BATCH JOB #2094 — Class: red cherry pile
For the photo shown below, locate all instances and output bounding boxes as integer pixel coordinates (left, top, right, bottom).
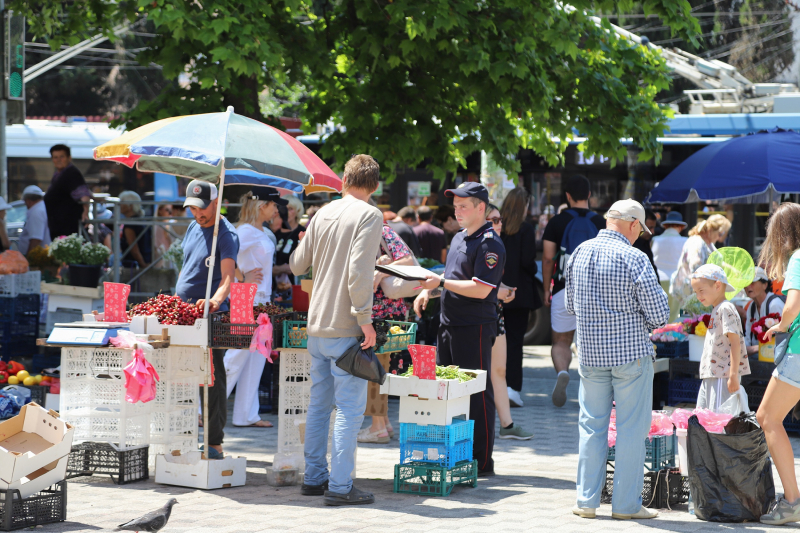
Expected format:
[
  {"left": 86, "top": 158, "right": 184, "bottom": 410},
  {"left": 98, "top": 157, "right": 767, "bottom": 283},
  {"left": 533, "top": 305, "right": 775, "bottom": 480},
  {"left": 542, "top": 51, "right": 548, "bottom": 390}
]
[{"left": 128, "top": 294, "right": 203, "bottom": 326}]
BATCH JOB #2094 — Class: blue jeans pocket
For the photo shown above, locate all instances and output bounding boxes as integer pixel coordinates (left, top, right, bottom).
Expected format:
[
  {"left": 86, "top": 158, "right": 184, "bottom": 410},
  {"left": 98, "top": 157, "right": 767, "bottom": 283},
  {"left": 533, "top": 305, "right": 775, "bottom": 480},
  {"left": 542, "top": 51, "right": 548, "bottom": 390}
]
[
  {"left": 612, "top": 358, "right": 644, "bottom": 380},
  {"left": 778, "top": 353, "right": 800, "bottom": 384}
]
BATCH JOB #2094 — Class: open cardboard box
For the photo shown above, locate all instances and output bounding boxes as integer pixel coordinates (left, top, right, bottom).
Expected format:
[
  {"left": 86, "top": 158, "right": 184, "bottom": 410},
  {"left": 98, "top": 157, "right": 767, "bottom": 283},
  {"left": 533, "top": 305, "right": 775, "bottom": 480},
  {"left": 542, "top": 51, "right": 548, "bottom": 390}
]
[
  {"left": 0, "top": 403, "right": 74, "bottom": 497},
  {"left": 154, "top": 450, "right": 246, "bottom": 489},
  {"left": 380, "top": 369, "right": 487, "bottom": 400},
  {"left": 398, "top": 395, "right": 470, "bottom": 426}
]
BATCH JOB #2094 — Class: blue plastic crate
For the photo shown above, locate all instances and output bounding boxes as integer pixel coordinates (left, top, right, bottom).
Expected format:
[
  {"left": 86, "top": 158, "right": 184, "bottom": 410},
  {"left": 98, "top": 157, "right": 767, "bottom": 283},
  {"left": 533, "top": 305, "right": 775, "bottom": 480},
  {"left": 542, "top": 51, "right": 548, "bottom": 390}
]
[
  {"left": 653, "top": 341, "right": 689, "bottom": 358},
  {"left": 0, "top": 294, "right": 39, "bottom": 321},
  {"left": 668, "top": 377, "right": 701, "bottom": 405},
  {"left": 607, "top": 434, "right": 676, "bottom": 472},
  {"left": 2, "top": 315, "right": 38, "bottom": 338},
  {"left": 399, "top": 420, "right": 474, "bottom": 447},
  {"left": 400, "top": 439, "right": 473, "bottom": 469}
]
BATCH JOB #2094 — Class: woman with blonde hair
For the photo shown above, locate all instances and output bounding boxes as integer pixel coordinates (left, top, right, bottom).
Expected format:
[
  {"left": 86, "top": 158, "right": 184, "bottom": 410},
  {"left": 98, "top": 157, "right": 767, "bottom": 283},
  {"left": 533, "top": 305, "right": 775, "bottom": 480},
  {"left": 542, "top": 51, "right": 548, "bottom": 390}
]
[
  {"left": 757, "top": 203, "right": 800, "bottom": 525},
  {"left": 222, "top": 186, "right": 287, "bottom": 428},
  {"left": 669, "top": 214, "right": 732, "bottom": 305}
]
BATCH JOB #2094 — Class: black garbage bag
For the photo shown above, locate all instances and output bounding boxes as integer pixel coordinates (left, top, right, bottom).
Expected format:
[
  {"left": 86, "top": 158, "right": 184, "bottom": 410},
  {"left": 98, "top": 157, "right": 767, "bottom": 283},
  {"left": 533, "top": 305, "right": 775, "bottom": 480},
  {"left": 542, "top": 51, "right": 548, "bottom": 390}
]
[{"left": 687, "top": 413, "right": 775, "bottom": 522}]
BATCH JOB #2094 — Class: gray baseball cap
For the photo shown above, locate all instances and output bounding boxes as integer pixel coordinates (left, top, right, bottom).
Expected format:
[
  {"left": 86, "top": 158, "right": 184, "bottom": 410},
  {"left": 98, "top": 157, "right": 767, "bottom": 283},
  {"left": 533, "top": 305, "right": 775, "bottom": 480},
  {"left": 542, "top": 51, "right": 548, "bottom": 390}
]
[{"left": 184, "top": 180, "right": 218, "bottom": 209}]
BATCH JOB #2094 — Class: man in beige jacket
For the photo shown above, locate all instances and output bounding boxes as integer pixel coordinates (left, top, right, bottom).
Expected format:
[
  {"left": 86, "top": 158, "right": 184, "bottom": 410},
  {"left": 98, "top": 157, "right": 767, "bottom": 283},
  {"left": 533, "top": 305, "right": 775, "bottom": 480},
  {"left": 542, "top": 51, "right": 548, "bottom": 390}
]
[{"left": 290, "top": 154, "right": 383, "bottom": 506}]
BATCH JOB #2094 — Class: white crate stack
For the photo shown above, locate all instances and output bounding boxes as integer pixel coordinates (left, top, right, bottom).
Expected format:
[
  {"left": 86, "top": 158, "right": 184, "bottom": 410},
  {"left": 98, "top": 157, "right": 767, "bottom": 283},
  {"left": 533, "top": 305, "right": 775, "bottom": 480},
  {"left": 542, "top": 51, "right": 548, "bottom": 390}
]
[
  {"left": 0, "top": 270, "right": 41, "bottom": 297},
  {"left": 60, "top": 345, "right": 205, "bottom": 466}
]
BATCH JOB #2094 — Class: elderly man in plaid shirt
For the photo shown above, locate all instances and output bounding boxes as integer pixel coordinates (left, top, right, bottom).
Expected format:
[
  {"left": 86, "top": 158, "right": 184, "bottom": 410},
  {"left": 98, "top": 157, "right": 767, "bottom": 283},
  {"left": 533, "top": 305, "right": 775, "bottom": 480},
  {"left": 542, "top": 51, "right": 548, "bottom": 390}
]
[{"left": 566, "top": 199, "right": 669, "bottom": 521}]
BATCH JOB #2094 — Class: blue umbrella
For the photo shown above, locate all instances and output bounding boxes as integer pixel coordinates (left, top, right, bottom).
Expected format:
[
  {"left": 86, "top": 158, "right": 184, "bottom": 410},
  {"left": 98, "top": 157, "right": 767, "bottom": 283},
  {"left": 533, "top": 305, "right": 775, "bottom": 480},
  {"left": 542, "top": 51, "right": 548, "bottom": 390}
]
[{"left": 646, "top": 129, "right": 800, "bottom": 204}]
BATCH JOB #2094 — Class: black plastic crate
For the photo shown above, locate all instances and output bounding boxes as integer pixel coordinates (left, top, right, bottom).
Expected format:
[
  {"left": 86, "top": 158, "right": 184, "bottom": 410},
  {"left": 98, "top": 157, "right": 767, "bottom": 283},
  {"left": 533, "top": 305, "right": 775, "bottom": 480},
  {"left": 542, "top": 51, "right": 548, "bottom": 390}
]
[
  {"left": 18, "top": 386, "right": 46, "bottom": 407},
  {"left": 66, "top": 442, "right": 149, "bottom": 484},
  {"left": 209, "top": 311, "right": 306, "bottom": 349},
  {"left": 258, "top": 362, "right": 274, "bottom": 414},
  {"left": 745, "top": 382, "right": 767, "bottom": 412},
  {"left": 668, "top": 377, "right": 701, "bottom": 406},
  {"left": 653, "top": 341, "right": 689, "bottom": 359},
  {"left": 30, "top": 353, "right": 61, "bottom": 375},
  {"left": 0, "top": 481, "right": 66, "bottom": 531},
  {"left": 0, "top": 295, "right": 40, "bottom": 322},
  {"left": 0, "top": 336, "right": 36, "bottom": 361},
  {"left": 668, "top": 359, "right": 700, "bottom": 380},
  {"left": 601, "top": 469, "right": 688, "bottom": 508}
]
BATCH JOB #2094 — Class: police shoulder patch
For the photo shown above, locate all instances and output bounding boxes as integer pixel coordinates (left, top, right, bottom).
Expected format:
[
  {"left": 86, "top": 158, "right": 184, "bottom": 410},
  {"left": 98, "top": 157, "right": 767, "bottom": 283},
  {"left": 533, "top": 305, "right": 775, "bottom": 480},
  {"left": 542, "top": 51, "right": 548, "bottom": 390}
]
[
  {"left": 483, "top": 231, "right": 493, "bottom": 239},
  {"left": 485, "top": 252, "right": 499, "bottom": 269}
]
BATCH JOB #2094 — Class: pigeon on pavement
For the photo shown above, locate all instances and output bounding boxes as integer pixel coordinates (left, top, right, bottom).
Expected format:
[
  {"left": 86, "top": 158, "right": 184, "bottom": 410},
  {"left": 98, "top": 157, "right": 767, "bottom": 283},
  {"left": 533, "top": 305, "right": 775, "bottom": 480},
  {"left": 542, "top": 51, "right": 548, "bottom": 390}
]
[{"left": 114, "top": 498, "right": 178, "bottom": 533}]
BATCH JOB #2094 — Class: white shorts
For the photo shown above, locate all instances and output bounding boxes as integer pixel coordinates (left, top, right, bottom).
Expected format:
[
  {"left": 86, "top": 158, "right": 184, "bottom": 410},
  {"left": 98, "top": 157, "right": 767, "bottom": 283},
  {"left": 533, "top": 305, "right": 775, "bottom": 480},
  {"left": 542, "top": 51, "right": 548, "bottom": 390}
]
[{"left": 551, "top": 290, "right": 577, "bottom": 333}]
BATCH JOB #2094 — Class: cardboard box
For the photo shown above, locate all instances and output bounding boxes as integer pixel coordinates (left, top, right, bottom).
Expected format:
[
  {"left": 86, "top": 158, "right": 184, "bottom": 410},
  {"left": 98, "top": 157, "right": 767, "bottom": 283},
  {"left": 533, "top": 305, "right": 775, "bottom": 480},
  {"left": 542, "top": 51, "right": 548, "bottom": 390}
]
[
  {"left": 398, "top": 395, "right": 470, "bottom": 426},
  {"left": 379, "top": 370, "right": 487, "bottom": 400},
  {"left": 300, "top": 279, "right": 313, "bottom": 298},
  {"left": 0, "top": 404, "right": 74, "bottom": 497},
  {"left": 128, "top": 316, "right": 209, "bottom": 347},
  {"left": 154, "top": 450, "right": 246, "bottom": 489}
]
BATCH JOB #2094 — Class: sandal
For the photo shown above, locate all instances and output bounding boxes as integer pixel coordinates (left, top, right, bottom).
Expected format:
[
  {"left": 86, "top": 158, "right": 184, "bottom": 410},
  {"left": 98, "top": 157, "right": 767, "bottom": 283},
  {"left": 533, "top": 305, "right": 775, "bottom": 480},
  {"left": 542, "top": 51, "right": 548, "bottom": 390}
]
[
  {"left": 233, "top": 420, "right": 273, "bottom": 428},
  {"left": 357, "top": 430, "right": 390, "bottom": 444}
]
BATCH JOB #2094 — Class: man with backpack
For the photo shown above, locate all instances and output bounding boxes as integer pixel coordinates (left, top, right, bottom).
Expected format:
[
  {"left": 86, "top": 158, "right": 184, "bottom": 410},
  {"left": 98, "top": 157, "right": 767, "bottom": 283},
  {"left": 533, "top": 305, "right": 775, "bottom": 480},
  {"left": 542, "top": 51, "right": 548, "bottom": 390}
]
[{"left": 541, "top": 175, "right": 605, "bottom": 407}]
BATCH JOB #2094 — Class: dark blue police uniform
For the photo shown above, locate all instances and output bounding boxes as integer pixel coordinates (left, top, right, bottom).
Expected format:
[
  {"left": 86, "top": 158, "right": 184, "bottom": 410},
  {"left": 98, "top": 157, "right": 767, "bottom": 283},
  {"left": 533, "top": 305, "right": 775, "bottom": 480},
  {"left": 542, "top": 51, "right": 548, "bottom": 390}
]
[{"left": 438, "top": 221, "right": 506, "bottom": 473}]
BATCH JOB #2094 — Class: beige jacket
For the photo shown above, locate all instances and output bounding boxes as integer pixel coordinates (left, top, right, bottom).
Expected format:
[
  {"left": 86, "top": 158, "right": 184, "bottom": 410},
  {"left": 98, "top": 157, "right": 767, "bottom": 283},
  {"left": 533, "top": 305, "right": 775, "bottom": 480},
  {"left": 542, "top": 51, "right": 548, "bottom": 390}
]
[{"left": 290, "top": 195, "right": 383, "bottom": 337}]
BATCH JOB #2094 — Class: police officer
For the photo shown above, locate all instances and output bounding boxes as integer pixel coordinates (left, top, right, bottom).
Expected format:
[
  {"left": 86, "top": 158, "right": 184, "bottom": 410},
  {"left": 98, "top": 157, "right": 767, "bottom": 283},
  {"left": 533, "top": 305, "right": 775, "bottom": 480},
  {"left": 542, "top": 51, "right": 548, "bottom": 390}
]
[{"left": 414, "top": 182, "right": 506, "bottom": 475}]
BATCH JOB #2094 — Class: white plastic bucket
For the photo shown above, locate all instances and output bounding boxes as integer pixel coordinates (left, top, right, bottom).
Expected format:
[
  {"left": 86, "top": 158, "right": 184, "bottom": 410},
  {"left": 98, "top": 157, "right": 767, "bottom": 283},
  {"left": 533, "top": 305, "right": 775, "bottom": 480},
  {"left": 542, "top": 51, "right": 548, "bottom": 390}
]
[
  {"left": 677, "top": 427, "right": 688, "bottom": 476},
  {"left": 689, "top": 334, "right": 705, "bottom": 362}
]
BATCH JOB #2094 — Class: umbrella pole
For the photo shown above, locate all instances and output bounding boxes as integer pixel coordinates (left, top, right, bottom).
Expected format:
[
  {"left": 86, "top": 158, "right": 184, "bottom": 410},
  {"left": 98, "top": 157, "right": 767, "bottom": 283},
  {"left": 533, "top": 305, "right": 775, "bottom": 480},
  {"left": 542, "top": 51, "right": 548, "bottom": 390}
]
[{"left": 202, "top": 164, "right": 226, "bottom": 460}]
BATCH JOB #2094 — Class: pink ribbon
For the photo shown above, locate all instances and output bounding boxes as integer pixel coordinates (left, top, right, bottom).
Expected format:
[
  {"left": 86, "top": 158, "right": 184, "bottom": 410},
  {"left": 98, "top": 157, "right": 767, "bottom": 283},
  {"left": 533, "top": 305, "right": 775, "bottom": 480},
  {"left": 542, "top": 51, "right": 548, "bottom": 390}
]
[{"left": 250, "top": 313, "right": 274, "bottom": 363}]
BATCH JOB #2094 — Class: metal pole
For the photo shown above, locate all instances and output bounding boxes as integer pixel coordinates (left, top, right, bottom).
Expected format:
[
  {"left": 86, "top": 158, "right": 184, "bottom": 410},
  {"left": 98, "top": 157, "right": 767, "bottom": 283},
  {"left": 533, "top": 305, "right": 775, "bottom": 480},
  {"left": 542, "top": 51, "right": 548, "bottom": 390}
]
[{"left": 0, "top": 1, "right": 6, "bottom": 201}]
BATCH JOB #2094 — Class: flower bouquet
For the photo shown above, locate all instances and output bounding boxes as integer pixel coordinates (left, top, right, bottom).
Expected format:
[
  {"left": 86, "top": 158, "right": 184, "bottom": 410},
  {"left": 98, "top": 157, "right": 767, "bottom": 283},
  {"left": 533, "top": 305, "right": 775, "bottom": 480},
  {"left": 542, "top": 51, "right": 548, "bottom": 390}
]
[{"left": 752, "top": 312, "right": 781, "bottom": 362}]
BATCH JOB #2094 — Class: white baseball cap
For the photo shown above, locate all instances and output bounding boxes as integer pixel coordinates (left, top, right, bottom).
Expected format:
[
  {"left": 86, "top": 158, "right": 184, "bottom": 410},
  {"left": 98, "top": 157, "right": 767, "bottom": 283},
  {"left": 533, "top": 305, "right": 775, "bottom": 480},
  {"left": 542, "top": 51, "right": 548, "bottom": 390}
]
[
  {"left": 605, "top": 198, "right": 651, "bottom": 235},
  {"left": 22, "top": 185, "right": 44, "bottom": 198},
  {"left": 692, "top": 264, "right": 736, "bottom": 293},
  {"left": 753, "top": 266, "right": 770, "bottom": 283}
]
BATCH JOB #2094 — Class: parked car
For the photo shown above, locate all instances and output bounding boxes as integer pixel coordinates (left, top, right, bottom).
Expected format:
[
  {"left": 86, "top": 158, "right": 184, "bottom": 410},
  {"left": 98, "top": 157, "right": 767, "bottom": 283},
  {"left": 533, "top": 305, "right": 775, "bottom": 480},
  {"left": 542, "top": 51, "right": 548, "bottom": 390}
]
[{"left": 6, "top": 200, "right": 25, "bottom": 246}]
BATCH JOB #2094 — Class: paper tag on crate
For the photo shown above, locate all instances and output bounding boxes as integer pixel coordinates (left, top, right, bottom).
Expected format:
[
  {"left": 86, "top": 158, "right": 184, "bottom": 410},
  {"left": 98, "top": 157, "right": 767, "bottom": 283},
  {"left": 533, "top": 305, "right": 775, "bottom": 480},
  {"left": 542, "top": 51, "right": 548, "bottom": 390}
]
[
  {"left": 230, "top": 283, "right": 258, "bottom": 324},
  {"left": 103, "top": 282, "right": 131, "bottom": 322},
  {"left": 412, "top": 449, "right": 425, "bottom": 461},
  {"left": 408, "top": 344, "right": 436, "bottom": 380}
]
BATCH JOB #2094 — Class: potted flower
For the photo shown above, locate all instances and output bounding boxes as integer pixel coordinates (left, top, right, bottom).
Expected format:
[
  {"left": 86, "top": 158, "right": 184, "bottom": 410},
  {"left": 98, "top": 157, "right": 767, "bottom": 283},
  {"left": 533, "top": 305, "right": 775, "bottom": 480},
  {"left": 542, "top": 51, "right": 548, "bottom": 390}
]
[
  {"left": 49, "top": 234, "right": 110, "bottom": 287},
  {"left": 682, "top": 314, "right": 710, "bottom": 362},
  {"left": 26, "top": 245, "right": 60, "bottom": 281},
  {"left": 752, "top": 312, "right": 781, "bottom": 362}
]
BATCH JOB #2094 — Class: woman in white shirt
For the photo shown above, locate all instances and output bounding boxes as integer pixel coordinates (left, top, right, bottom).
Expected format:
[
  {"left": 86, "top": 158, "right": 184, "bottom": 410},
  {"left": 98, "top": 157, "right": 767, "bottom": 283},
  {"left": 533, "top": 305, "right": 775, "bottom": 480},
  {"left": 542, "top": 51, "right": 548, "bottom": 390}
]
[
  {"left": 223, "top": 187, "right": 287, "bottom": 428},
  {"left": 669, "top": 214, "right": 732, "bottom": 305},
  {"left": 743, "top": 266, "right": 786, "bottom": 356},
  {"left": 651, "top": 212, "right": 688, "bottom": 282}
]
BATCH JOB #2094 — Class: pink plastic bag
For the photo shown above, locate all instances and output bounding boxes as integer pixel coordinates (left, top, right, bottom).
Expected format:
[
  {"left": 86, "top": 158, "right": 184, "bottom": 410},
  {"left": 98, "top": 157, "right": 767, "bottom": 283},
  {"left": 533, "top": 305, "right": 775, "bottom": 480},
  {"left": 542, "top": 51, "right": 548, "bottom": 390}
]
[
  {"left": 608, "top": 409, "right": 617, "bottom": 447},
  {"left": 123, "top": 348, "right": 160, "bottom": 404},
  {"left": 650, "top": 411, "right": 675, "bottom": 436},
  {"left": 693, "top": 408, "right": 733, "bottom": 434},
  {"left": 249, "top": 313, "right": 274, "bottom": 363},
  {"left": 670, "top": 408, "right": 693, "bottom": 430}
]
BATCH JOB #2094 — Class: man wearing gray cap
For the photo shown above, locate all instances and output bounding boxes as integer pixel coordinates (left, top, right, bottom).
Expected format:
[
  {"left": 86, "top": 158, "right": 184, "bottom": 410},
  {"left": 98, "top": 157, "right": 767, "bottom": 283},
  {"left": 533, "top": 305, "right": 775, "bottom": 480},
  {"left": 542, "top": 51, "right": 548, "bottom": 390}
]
[
  {"left": 566, "top": 199, "right": 669, "bottom": 521},
  {"left": 19, "top": 185, "right": 51, "bottom": 256},
  {"left": 175, "top": 179, "right": 239, "bottom": 459}
]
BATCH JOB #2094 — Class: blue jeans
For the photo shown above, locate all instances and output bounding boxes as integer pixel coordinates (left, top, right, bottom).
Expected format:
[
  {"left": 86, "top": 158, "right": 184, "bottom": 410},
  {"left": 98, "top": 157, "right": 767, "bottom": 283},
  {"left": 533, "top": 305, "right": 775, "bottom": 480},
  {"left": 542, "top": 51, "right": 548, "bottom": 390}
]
[
  {"left": 304, "top": 336, "right": 368, "bottom": 494},
  {"left": 576, "top": 356, "right": 654, "bottom": 514}
]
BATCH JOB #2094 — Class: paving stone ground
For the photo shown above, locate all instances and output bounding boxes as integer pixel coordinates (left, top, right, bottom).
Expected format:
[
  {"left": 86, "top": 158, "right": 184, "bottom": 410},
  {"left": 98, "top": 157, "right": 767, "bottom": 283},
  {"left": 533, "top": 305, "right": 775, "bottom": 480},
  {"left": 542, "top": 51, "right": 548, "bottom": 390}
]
[{"left": 53, "top": 349, "right": 800, "bottom": 532}]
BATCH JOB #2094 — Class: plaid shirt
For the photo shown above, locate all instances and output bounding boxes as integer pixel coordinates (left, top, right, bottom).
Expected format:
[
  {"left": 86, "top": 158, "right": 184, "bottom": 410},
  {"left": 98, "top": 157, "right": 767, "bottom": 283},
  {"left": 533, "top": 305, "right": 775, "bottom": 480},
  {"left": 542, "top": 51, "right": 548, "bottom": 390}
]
[{"left": 565, "top": 229, "right": 669, "bottom": 367}]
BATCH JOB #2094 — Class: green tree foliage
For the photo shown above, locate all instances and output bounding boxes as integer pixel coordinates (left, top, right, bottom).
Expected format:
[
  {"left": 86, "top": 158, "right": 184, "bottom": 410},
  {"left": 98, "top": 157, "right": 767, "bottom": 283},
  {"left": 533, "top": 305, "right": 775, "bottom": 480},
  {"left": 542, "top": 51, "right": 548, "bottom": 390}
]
[{"left": 16, "top": 0, "right": 700, "bottom": 179}]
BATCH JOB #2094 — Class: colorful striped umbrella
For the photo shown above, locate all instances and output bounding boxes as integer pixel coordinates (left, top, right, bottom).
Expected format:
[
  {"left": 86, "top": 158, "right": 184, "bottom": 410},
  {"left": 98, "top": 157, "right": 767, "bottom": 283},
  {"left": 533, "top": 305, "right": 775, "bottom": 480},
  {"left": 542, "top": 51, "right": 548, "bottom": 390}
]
[{"left": 94, "top": 107, "right": 341, "bottom": 194}]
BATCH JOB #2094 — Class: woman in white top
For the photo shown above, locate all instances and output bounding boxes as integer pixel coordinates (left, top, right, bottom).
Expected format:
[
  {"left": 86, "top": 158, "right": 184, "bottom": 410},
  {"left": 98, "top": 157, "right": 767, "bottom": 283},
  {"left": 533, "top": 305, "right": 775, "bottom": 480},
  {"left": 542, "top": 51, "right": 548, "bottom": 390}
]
[
  {"left": 743, "top": 266, "right": 786, "bottom": 355},
  {"left": 223, "top": 187, "right": 287, "bottom": 428},
  {"left": 651, "top": 211, "right": 688, "bottom": 281},
  {"left": 669, "top": 214, "right": 732, "bottom": 306}
]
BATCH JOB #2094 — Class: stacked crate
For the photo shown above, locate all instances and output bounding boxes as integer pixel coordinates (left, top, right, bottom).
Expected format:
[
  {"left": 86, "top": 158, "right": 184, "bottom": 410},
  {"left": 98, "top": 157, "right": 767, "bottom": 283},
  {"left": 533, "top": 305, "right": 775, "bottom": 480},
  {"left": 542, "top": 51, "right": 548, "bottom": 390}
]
[
  {"left": 0, "top": 271, "right": 41, "bottom": 360},
  {"left": 394, "top": 419, "right": 477, "bottom": 496},
  {"left": 61, "top": 345, "right": 205, "bottom": 475}
]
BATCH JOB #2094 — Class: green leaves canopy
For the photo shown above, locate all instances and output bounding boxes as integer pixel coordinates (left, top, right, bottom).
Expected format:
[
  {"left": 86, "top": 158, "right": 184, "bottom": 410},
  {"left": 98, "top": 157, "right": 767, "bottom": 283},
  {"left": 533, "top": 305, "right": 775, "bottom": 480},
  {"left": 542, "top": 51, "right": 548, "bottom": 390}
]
[{"left": 17, "top": 0, "right": 699, "bottom": 179}]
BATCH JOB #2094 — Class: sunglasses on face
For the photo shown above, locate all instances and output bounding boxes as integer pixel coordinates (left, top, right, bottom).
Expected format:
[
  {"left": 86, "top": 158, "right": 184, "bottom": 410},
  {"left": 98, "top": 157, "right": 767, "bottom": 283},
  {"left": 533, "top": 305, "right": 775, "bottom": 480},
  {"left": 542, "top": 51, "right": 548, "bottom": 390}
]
[{"left": 487, "top": 217, "right": 502, "bottom": 224}]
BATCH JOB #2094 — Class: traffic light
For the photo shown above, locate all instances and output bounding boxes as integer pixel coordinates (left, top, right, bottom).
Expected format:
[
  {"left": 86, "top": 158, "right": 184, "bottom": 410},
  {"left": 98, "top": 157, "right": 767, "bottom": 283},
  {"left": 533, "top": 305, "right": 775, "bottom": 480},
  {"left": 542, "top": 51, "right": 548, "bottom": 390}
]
[{"left": 4, "top": 12, "right": 23, "bottom": 101}]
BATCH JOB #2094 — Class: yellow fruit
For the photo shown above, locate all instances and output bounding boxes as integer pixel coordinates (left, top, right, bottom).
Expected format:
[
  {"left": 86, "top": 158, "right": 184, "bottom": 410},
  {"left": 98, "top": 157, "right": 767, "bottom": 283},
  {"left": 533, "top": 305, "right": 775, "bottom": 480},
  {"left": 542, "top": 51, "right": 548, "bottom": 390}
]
[
  {"left": 35, "top": 375, "right": 43, "bottom": 383},
  {"left": 16, "top": 370, "right": 29, "bottom": 380},
  {"left": 293, "top": 327, "right": 299, "bottom": 330},
  {"left": 23, "top": 376, "right": 36, "bottom": 386},
  {"left": 7, "top": 376, "right": 18, "bottom": 385}
]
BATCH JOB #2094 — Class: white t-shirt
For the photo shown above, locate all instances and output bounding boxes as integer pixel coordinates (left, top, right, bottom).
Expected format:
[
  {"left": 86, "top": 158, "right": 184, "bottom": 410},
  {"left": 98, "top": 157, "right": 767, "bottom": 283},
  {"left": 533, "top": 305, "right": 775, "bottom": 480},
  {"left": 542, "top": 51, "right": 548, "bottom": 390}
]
[
  {"left": 235, "top": 223, "right": 275, "bottom": 305},
  {"left": 651, "top": 228, "right": 687, "bottom": 281},
  {"left": 18, "top": 200, "right": 51, "bottom": 255},
  {"left": 743, "top": 294, "right": 786, "bottom": 346}
]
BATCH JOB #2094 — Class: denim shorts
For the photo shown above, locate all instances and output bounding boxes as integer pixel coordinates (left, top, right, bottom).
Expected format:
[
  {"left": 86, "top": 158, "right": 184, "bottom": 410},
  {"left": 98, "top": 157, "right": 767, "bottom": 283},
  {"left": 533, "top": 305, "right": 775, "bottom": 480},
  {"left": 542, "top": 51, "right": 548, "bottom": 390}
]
[{"left": 773, "top": 352, "right": 800, "bottom": 389}]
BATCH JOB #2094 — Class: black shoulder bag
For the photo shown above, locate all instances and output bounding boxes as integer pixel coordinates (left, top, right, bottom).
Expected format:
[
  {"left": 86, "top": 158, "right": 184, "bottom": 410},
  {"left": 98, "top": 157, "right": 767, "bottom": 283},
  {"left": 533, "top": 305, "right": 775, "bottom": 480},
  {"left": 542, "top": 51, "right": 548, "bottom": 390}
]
[{"left": 335, "top": 338, "right": 387, "bottom": 384}]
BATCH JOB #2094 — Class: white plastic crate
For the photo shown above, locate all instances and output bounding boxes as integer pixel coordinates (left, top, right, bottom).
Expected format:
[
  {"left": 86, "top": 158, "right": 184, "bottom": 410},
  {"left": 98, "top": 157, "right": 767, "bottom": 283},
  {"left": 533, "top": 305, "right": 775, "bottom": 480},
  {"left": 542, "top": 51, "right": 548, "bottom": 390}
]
[
  {"left": 61, "top": 347, "right": 170, "bottom": 381},
  {"left": 60, "top": 377, "right": 151, "bottom": 418},
  {"left": 150, "top": 407, "right": 198, "bottom": 442},
  {"left": 277, "top": 414, "right": 305, "bottom": 454},
  {"left": 279, "top": 348, "right": 313, "bottom": 384},
  {"left": 279, "top": 383, "right": 310, "bottom": 417},
  {"left": 153, "top": 377, "right": 199, "bottom": 409},
  {"left": 162, "top": 346, "right": 206, "bottom": 377},
  {"left": 63, "top": 412, "right": 151, "bottom": 448},
  {"left": 0, "top": 271, "right": 41, "bottom": 297}
]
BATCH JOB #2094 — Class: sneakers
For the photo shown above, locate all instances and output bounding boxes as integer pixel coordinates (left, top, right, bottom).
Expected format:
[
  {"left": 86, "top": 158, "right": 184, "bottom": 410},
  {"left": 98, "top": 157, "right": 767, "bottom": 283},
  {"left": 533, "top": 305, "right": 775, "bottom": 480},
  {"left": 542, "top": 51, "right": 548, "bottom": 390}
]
[
  {"left": 761, "top": 497, "right": 800, "bottom": 525},
  {"left": 572, "top": 506, "right": 596, "bottom": 518},
  {"left": 357, "top": 429, "right": 390, "bottom": 444},
  {"left": 552, "top": 372, "right": 570, "bottom": 407},
  {"left": 301, "top": 480, "right": 328, "bottom": 496},
  {"left": 507, "top": 387, "right": 524, "bottom": 408},
  {"left": 612, "top": 506, "right": 659, "bottom": 520},
  {"left": 499, "top": 424, "right": 533, "bottom": 440},
  {"left": 324, "top": 485, "right": 375, "bottom": 506}
]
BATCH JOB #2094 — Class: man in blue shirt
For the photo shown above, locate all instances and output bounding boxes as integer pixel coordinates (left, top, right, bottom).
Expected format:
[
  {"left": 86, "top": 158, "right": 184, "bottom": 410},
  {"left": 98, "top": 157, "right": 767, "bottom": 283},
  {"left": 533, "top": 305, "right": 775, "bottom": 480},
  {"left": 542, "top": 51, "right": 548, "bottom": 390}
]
[
  {"left": 415, "top": 182, "right": 506, "bottom": 476},
  {"left": 176, "top": 180, "right": 239, "bottom": 459},
  {"left": 566, "top": 199, "right": 668, "bottom": 521}
]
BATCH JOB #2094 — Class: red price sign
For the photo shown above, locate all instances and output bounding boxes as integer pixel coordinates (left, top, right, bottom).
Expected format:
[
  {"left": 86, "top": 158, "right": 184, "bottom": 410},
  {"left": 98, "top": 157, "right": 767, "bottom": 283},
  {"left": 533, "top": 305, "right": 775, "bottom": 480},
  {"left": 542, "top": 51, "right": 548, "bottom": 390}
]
[
  {"left": 103, "top": 282, "right": 131, "bottom": 323},
  {"left": 230, "top": 283, "right": 258, "bottom": 324},
  {"left": 408, "top": 344, "right": 437, "bottom": 380}
]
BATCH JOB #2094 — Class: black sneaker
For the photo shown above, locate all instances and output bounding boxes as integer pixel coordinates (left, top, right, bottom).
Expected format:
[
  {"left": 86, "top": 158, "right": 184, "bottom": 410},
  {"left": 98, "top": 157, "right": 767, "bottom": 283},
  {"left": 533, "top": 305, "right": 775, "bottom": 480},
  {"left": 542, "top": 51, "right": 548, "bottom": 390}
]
[
  {"left": 301, "top": 480, "right": 328, "bottom": 496},
  {"left": 324, "top": 485, "right": 375, "bottom": 506}
]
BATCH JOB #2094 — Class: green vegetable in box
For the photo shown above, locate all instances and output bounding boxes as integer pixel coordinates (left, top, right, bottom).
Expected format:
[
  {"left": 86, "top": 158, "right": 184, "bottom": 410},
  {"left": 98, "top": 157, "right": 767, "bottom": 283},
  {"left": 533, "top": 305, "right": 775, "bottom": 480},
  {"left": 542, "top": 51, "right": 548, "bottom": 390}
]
[{"left": 401, "top": 364, "right": 475, "bottom": 382}]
